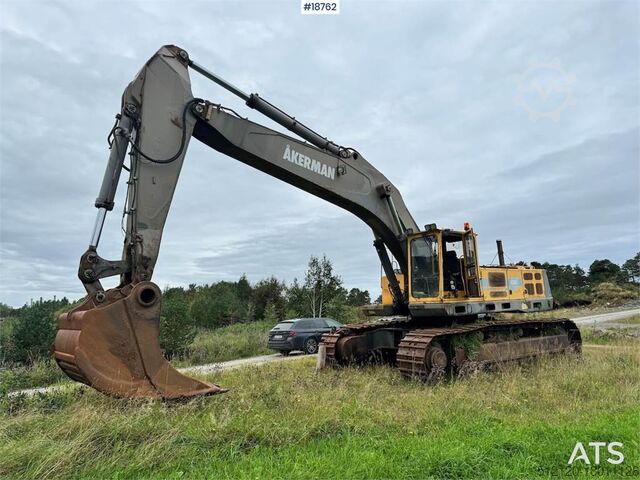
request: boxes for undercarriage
[322,316,582,380]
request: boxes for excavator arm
[55,45,418,399]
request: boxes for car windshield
[272,322,294,331]
[325,319,342,327]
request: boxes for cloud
[0,0,638,306]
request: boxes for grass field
[1,343,638,479]
[177,320,273,367]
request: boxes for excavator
[54,45,581,399]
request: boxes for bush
[4,301,58,364]
[160,289,196,357]
[325,302,364,324]
[185,321,272,365]
[190,282,251,328]
[590,282,639,306]
[553,290,592,307]
[0,317,18,363]
[263,302,278,324]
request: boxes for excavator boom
[55,45,418,399]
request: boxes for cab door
[463,230,481,297]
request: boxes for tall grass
[177,320,273,366]
[0,359,65,395]
[1,345,638,479]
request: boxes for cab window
[411,236,440,298]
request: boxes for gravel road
[570,308,639,326]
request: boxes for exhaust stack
[496,240,505,267]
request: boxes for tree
[234,275,254,321]
[0,302,14,319]
[6,300,59,363]
[346,287,371,306]
[160,287,196,357]
[190,282,247,328]
[286,278,309,318]
[236,274,253,302]
[573,265,588,288]
[263,302,278,324]
[304,255,342,317]
[588,259,621,284]
[621,252,640,283]
[253,277,286,321]
[538,262,587,292]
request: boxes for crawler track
[323,316,415,365]
[323,317,581,381]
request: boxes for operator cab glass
[442,232,464,292]
[410,228,481,300]
[410,235,440,298]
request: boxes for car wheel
[281,350,291,357]
[304,337,319,355]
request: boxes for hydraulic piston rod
[188,58,350,158]
[89,112,134,249]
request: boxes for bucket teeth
[54,282,226,399]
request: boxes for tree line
[0,255,370,362]
[529,252,639,306]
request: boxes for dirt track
[570,308,639,326]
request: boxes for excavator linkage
[54,282,226,399]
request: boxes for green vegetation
[179,321,274,366]
[530,251,640,306]
[590,282,640,306]
[0,297,71,364]
[2,348,638,479]
[0,359,65,395]
[160,288,196,357]
[581,329,639,346]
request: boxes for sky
[0,0,638,307]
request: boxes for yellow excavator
[54,45,581,399]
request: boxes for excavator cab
[407,225,482,303]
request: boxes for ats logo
[568,442,624,465]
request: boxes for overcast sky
[0,0,638,307]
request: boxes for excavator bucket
[53,282,226,399]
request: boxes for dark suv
[267,317,342,355]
